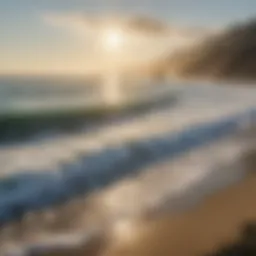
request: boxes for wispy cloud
[42,12,173,37]
[41,12,210,72]
[42,11,210,39]
[42,12,96,37]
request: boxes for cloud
[42,12,173,37]
[41,12,210,73]
[42,11,210,41]
[42,12,95,37]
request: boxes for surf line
[0,108,255,225]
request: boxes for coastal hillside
[156,19,256,82]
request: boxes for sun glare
[102,27,124,51]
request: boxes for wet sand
[7,167,256,256]
[105,169,256,256]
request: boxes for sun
[101,27,124,51]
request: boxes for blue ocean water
[0,75,178,143]
[0,76,255,255]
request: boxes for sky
[1,0,256,75]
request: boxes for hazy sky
[1,0,256,74]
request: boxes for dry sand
[105,160,256,256]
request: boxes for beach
[105,166,256,256]
[1,133,255,256]
[0,82,255,256]
[106,174,256,256]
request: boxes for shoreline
[105,151,256,256]
[1,128,255,256]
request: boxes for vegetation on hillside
[152,19,256,82]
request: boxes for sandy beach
[104,152,256,256]
[2,147,255,256]
[1,1,256,255]
[0,85,255,256]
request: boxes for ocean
[0,76,255,255]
